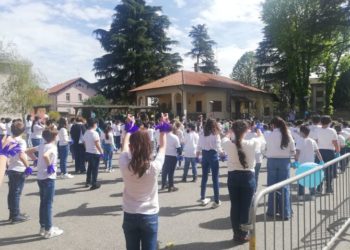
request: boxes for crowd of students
[0,112,349,248]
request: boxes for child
[334,124,346,172]
[58,118,73,179]
[119,114,167,250]
[83,118,104,190]
[27,126,63,238]
[7,121,33,223]
[295,125,323,201]
[101,125,115,172]
[182,123,199,182]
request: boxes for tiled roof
[47,77,88,94]
[130,71,267,93]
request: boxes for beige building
[48,77,97,116]
[310,77,325,112]
[131,71,275,120]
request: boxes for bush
[48,111,60,121]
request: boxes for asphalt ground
[1,154,349,250]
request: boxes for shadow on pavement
[160,239,240,250]
[55,203,122,217]
[74,178,122,186]
[26,186,88,196]
[0,234,44,247]
[159,204,210,217]
[199,217,231,230]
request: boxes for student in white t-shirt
[314,116,340,193]
[182,123,199,182]
[308,115,321,140]
[295,125,323,200]
[119,114,167,250]
[83,118,103,190]
[31,116,45,150]
[101,124,116,172]
[334,124,346,172]
[25,115,33,147]
[174,121,184,168]
[5,118,12,136]
[0,118,6,140]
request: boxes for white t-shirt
[222,137,260,172]
[265,129,296,158]
[32,123,45,139]
[148,128,155,142]
[8,137,27,172]
[5,122,12,136]
[176,129,184,144]
[101,132,115,146]
[165,133,181,156]
[296,137,318,163]
[0,122,5,135]
[25,120,32,134]
[315,127,338,150]
[112,124,122,136]
[183,131,199,158]
[338,134,346,148]
[245,131,266,163]
[197,134,223,153]
[83,129,100,154]
[309,124,321,140]
[119,151,165,214]
[58,128,69,146]
[37,143,58,180]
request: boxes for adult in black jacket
[70,117,87,173]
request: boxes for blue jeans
[31,138,41,157]
[227,171,255,237]
[267,158,291,219]
[317,149,336,193]
[183,157,197,180]
[7,171,26,219]
[38,179,55,231]
[58,145,69,174]
[103,143,113,170]
[73,144,86,172]
[85,152,100,186]
[201,150,220,203]
[123,212,158,250]
[114,136,121,151]
[161,155,177,188]
[254,163,262,190]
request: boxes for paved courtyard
[1,154,349,250]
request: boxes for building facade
[131,71,275,120]
[48,77,97,116]
[310,77,325,113]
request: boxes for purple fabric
[124,122,139,134]
[47,164,55,174]
[33,159,38,167]
[155,122,172,133]
[195,157,202,164]
[0,140,21,157]
[219,154,228,162]
[177,155,184,161]
[25,167,33,176]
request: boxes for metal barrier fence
[247,153,350,250]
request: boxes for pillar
[183,91,187,119]
[171,93,176,115]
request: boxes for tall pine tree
[186,24,219,74]
[93,0,182,102]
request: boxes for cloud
[56,2,114,21]
[173,0,186,8]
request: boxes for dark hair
[70,117,75,123]
[31,116,40,133]
[231,120,249,168]
[320,115,332,126]
[58,118,67,130]
[26,115,31,122]
[334,124,342,134]
[204,119,220,136]
[42,126,58,143]
[187,123,196,133]
[76,116,84,123]
[270,116,290,149]
[11,121,25,137]
[87,118,98,129]
[104,125,112,140]
[5,118,12,123]
[129,130,152,178]
[343,121,349,128]
[311,115,321,124]
[299,125,310,137]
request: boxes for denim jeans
[317,149,336,193]
[183,157,197,180]
[103,143,113,170]
[114,136,121,151]
[58,145,69,174]
[201,150,220,203]
[254,163,262,190]
[85,152,100,186]
[227,171,255,237]
[7,171,26,219]
[73,144,86,172]
[161,155,177,188]
[38,179,55,231]
[31,138,41,157]
[122,212,158,250]
[267,158,291,219]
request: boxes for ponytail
[231,120,249,169]
[271,117,290,149]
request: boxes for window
[316,90,324,98]
[212,101,222,112]
[196,101,202,112]
[66,93,70,102]
[78,93,82,101]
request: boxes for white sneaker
[200,198,211,206]
[44,226,64,239]
[211,201,222,209]
[39,227,45,236]
[62,173,74,179]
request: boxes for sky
[0,0,265,87]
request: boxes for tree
[230,51,258,86]
[82,95,109,119]
[0,43,49,118]
[93,0,182,103]
[333,55,350,109]
[186,24,219,74]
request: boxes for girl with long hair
[58,118,73,179]
[182,123,199,182]
[265,116,296,220]
[119,114,168,250]
[101,125,116,172]
[223,120,263,243]
[196,118,224,208]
